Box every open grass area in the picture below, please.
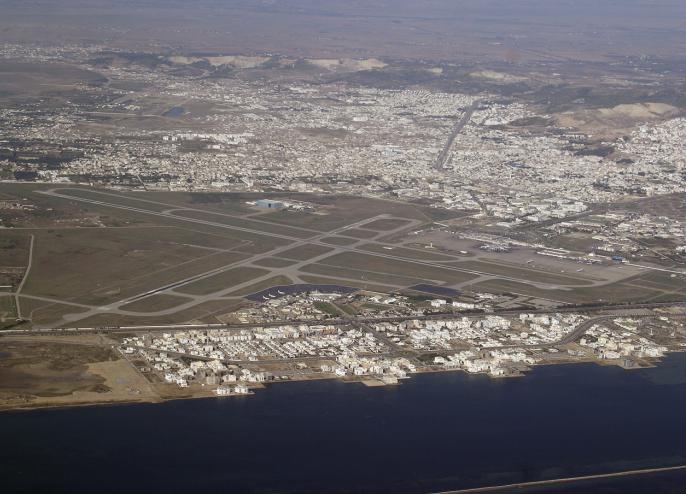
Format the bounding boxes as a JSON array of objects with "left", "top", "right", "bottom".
[
  {"left": 56, "top": 188, "right": 173, "bottom": 213},
  {"left": 0, "top": 295, "right": 18, "bottom": 329},
  {"left": 362, "top": 218, "right": 413, "bottom": 231},
  {"left": 319, "top": 252, "right": 479, "bottom": 285},
  {"left": 359, "top": 243, "right": 458, "bottom": 262},
  {"left": 0, "top": 187, "right": 473, "bottom": 328},
  {"left": 15, "top": 296, "right": 51, "bottom": 318},
  {"left": 6, "top": 185, "right": 674, "bottom": 329},
  {"left": 338, "top": 228, "right": 380, "bottom": 239},
  {"left": 119, "top": 293, "right": 193, "bottom": 313},
  {"left": 0, "top": 333, "right": 155, "bottom": 408},
  {"left": 149, "top": 191, "right": 279, "bottom": 215},
  {"left": 254, "top": 195, "right": 441, "bottom": 231},
  {"left": 189, "top": 299, "right": 247, "bottom": 323},
  {"left": 314, "top": 301, "right": 342, "bottom": 317},
  {"left": 8, "top": 186, "right": 162, "bottom": 228},
  {"left": 60, "top": 299, "right": 243, "bottom": 327},
  {"left": 59, "top": 190, "right": 294, "bottom": 251},
  {"left": 225, "top": 275, "right": 294, "bottom": 297},
  {"left": 300, "top": 263, "right": 433, "bottom": 287},
  {"left": 320, "top": 236, "right": 360, "bottom": 246},
  {"left": 547, "top": 233, "right": 610, "bottom": 253},
  {"left": 456, "top": 260, "right": 595, "bottom": 286},
  {"left": 278, "top": 244, "right": 333, "bottom": 261},
  {"left": 560, "top": 282, "right": 665, "bottom": 304},
  {"left": 0, "top": 232, "right": 31, "bottom": 267},
  {"left": 645, "top": 292, "right": 686, "bottom": 303},
  {"left": 628, "top": 271, "right": 686, "bottom": 290},
  {"left": 153, "top": 219, "right": 290, "bottom": 254},
  {"left": 615, "top": 192, "right": 686, "bottom": 221},
  {"left": 299, "top": 275, "right": 395, "bottom": 295},
  {"left": 468, "top": 279, "right": 663, "bottom": 304},
  {"left": 172, "top": 209, "right": 316, "bottom": 240},
  {"left": 335, "top": 303, "right": 358, "bottom": 316},
  {"left": 31, "top": 187, "right": 293, "bottom": 251},
  {"left": 0, "top": 295, "right": 16, "bottom": 314},
  {"left": 19, "top": 298, "right": 91, "bottom": 326},
  {"left": 251, "top": 257, "right": 298, "bottom": 268},
  {"left": 21, "top": 228, "right": 251, "bottom": 305},
  {"left": 114, "top": 299, "right": 246, "bottom": 324},
  {"left": 0, "top": 339, "right": 115, "bottom": 403},
  {"left": 174, "top": 267, "right": 269, "bottom": 296}
]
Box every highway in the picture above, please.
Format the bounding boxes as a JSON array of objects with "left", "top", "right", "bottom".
[
  {"left": 13, "top": 234, "right": 34, "bottom": 321},
  {"left": 434, "top": 101, "right": 479, "bottom": 170},
  {"left": 4, "top": 300, "right": 684, "bottom": 336}
]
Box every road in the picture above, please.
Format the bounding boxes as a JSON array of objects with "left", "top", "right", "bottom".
[
  {"left": 14, "top": 234, "right": 34, "bottom": 321},
  {"left": 4, "top": 301, "right": 684, "bottom": 336},
  {"left": 434, "top": 101, "right": 479, "bottom": 170}
]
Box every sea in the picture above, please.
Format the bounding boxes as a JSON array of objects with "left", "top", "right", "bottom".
[{"left": 2, "top": 353, "right": 686, "bottom": 494}]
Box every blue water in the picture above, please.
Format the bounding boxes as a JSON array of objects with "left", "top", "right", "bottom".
[
  {"left": 163, "top": 106, "right": 185, "bottom": 118},
  {"left": 2, "top": 354, "right": 686, "bottom": 494}
]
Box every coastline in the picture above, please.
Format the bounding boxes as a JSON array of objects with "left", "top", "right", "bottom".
[
  {"left": 2, "top": 349, "right": 683, "bottom": 413},
  {"left": 433, "top": 464, "right": 686, "bottom": 494},
  {"left": 3, "top": 352, "right": 686, "bottom": 494}
]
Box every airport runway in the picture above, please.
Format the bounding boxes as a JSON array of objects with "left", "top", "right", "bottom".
[{"left": 24, "top": 188, "right": 664, "bottom": 327}]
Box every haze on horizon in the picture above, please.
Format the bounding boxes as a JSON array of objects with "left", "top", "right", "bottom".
[{"left": 1, "top": 0, "right": 685, "bottom": 63}]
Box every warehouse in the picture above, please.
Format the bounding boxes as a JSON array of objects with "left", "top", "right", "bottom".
[{"left": 255, "top": 199, "right": 285, "bottom": 209}]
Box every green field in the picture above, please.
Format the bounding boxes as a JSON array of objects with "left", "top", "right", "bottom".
[
  {"left": 300, "top": 263, "right": 434, "bottom": 287},
  {"left": 359, "top": 243, "right": 457, "bottom": 262},
  {"left": 173, "top": 209, "right": 316, "bottom": 240},
  {"left": 0, "top": 233, "right": 31, "bottom": 267},
  {"left": 60, "top": 299, "right": 244, "bottom": 327},
  {"left": 20, "top": 228, "right": 250, "bottom": 305},
  {"left": 338, "top": 228, "right": 380, "bottom": 239},
  {"left": 57, "top": 187, "right": 174, "bottom": 213},
  {"left": 628, "top": 271, "right": 686, "bottom": 291},
  {"left": 20, "top": 299, "right": 90, "bottom": 326},
  {"left": 362, "top": 218, "right": 413, "bottom": 231},
  {"left": 455, "top": 260, "right": 595, "bottom": 286},
  {"left": 225, "top": 275, "right": 294, "bottom": 297},
  {"left": 468, "top": 279, "right": 663, "bottom": 304},
  {"left": 252, "top": 195, "right": 441, "bottom": 231},
  {"left": 174, "top": 267, "right": 269, "bottom": 296},
  {"left": 314, "top": 301, "right": 342, "bottom": 317},
  {"left": 318, "top": 252, "right": 480, "bottom": 285},
  {"left": 278, "top": 244, "right": 333, "bottom": 261},
  {"left": 251, "top": 257, "right": 298, "bottom": 268},
  {"left": 0, "top": 295, "right": 18, "bottom": 329},
  {"left": 299, "top": 275, "right": 396, "bottom": 295},
  {"left": 320, "top": 236, "right": 360, "bottom": 246},
  {"left": 120, "top": 293, "right": 193, "bottom": 313}
]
